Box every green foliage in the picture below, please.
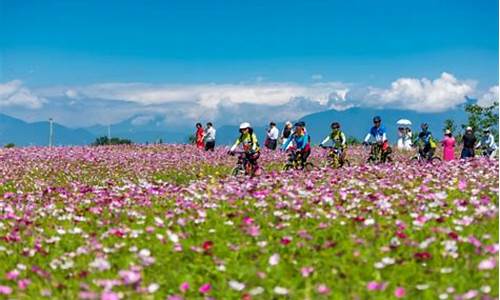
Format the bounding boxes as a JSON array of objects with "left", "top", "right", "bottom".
[
  {"left": 92, "top": 136, "right": 133, "bottom": 146},
  {"left": 462, "top": 102, "right": 499, "bottom": 138},
  {"left": 4, "top": 143, "right": 15, "bottom": 148},
  {"left": 346, "top": 135, "right": 361, "bottom": 145},
  {"left": 186, "top": 134, "right": 197, "bottom": 144},
  {"left": 443, "top": 119, "right": 457, "bottom": 135}
]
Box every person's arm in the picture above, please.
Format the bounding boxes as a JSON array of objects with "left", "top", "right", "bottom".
[
  {"left": 340, "top": 132, "right": 346, "bottom": 146},
  {"left": 475, "top": 139, "right": 482, "bottom": 149},
  {"left": 364, "top": 133, "right": 371, "bottom": 143},
  {"left": 320, "top": 135, "right": 330, "bottom": 146},
  {"left": 281, "top": 135, "right": 293, "bottom": 150},
  {"left": 230, "top": 137, "right": 240, "bottom": 152}
]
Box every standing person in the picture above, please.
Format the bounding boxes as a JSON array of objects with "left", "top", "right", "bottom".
[
  {"left": 476, "top": 128, "right": 498, "bottom": 158},
  {"left": 266, "top": 122, "right": 279, "bottom": 150},
  {"left": 204, "top": 122, "right": 216, "bottom": 151},
  {"left": 280, "top": 121, "right": 293, "bottom": 145},
  {"left": 441, "top": 129, "right": 455, "bottom": 161},
  {"left": 461, "top": 127, "right": 477, "bottom": 159},
  {"left": 195, "top": 123, "right": 205, "bottom": 149}
]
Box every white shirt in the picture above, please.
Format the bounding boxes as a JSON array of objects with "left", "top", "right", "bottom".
[
  {"left": 205, "top": 127, "right": 216, "bottom": 142},
  {"left": 267, "top": 127, "right": 279, "bottom": 140}
]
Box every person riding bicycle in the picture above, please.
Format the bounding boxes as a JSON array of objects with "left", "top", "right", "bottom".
[
  {"left": 320, "top": 121, "right": 347, "bottom": 163},
  {"left": 281, "top": 122, "right": 311, "bottom": 166},
  {"left": 229, "top": 122, "right": 261, "bottom": 171},
  {"left": 362, "top": 116, "right": 391, "bottom": 161},
  {"left": 476, "top": 128, "right": 498, "bottom": 158},
  {"left": 416, "top": 123, "right": 437, "bottom": 160}
]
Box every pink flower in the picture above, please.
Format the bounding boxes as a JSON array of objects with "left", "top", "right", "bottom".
[
  {"left": 280, "top": 236, "right": 292, "bottom": 245},
  {"left": 119, "top": 270, "right": 141, "bottom": 285},
  {"left": 269, "top": 253, "right": 280, "bottom": 266},
  {"left": 316, "top": 284, "right": 331, "bottom": 295},
  {"left": 0, "top": 286, "right": 12, "bottom": 295},
  {"left": 199, "top": 283, "right": 211, "bottom": 294},
  {"left": 367, "top": 281, "right": 387, "bottom": 291},
  {"left": 101, "top": 291, "right": 119, "bottom": 300},
  {"left": 245, "top": 225, "right": 260, "bottom": 237},
  {"left": 179, "top": 282, "right": 190, "bottom": 293},
  {"left": 478, "top": 257, "right": 496, "bottom": 270},
  {"left": 167, "top": 295, "right": 184, "bottom": 300},
  {"left": 18, "top": 279, "right": 31, "bottom": 290},
  {"left": 5, "top": 270, "right": 20, "bottom": 280},
  {"left": 300, "top": 266, "right": 314, "bottom": 278},
  {"left": 394, "top": 287, "right": 406, "bottom": 298}
]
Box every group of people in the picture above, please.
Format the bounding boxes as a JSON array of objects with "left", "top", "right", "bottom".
[
  {"left": 195, "top": 117, "right": 497, "bottom": 171},
  {"left": 195, "top": 122, "right": 216, "bottom": 151}
]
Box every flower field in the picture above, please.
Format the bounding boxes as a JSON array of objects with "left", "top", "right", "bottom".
[{"left": 0, "top": 145, "right": 498, "bottom": 299}]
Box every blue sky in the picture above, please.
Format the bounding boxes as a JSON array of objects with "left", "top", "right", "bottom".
[{"left": 0, "top": 0, "right": 498, "bottom": 126}]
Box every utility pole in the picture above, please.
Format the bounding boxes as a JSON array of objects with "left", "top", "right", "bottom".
[{"left": 48, "top": 118, "right": 54, "bottom": 147}]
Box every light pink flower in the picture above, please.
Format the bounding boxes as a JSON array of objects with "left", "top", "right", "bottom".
[
  {"left": 300, "top": 266, "right": 314, "bottom": 278},
  {"left": 0, "top": 286, "right": 12, "bottom": 295},
  {"left": 101, "top": 291, "right": 119, "bottom": 300},
  {"left": 316, "top": 284, "right": 331, "bottom": 295},
  {"left": 478, "top": 257, "right": 496, "bottom": 270}
]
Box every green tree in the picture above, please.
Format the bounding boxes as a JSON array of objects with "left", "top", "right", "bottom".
[
  {"left": 92, "top": 136, "right": 132, "bottom": 146},
  {"left": 443, "top": 119, "right": 457, "bottom": 135},
  {"left": 4, "top": 143, "right": 15, "bottom": 148},
  {"left": 186, "top": 134, "right": 196, "bottom": 144},
  {"left": 462, "top": 101, "right": 499, "bottom": 139},
  {"left": 346, "top": 136, "right": 361, "bottom": 145}
]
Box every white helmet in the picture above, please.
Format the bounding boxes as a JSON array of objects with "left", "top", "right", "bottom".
[{"left": 239, "top": 122, "right": 251, "bottom": 130}]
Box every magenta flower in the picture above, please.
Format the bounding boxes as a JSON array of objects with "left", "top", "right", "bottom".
[
  {"left": 478, "top": 257, "right": 497, "bottom": 270},
  {"left": 394, "top": 287, "right": 406, "bottom": 298},
  {"left": 199, "top": 283, "right": 211, "bottom": 294},
  {"left": 18, "top": 279, "right": 31, "bottom": 290},
  {"left": 316, "top": 284, "right": 331, "bottom": 295},
  {"left": 366, "top": 281, "right": 387, "bottom": 291},
  {"left": 179, "top": 282, "right": 190, "bottom": 293},
  {"left": 101, "top": 291, "right": 119, "bottom": 300}
]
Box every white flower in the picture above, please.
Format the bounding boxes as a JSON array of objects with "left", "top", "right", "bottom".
[
  {"left": 138, "top": 249, "right": 151, "bottom": 258},
  {"left": 374, "top": 262, "right": 385, "bottom": 269},
  {"left": 381, "top": 257, "right": 395, "bottom": 265},
  {"left": 167, "top": 231, "right": 179, "bottom": 243},
  {"left": 364, "top": 218, "right": 375, "bottom": 226},
  {"left": 481, "top": 285, "right": 491, "bottom": 294},
  {"left": 273, "top": 286, "right": 289, "bottom": 295},
  {"left": 416, "top": 284, "right": 429, "bottom": 290},
  {"left": 249, "top": 287, "right": 264, "bottom": 295},
  {"left": 89, "top": 257, "right": 111, "bottom": 271},
  {"left": 269, "top": 253, "right": 280, "bottom": 266},
  {"left": 147, "top": 283, "right": 160, "bottom": 293},
  {"left": 228, "top": 280, "right": 245, "bottom": 291},
  {"left": 439, "top": 293, "right": 448, "bottom": 299}
]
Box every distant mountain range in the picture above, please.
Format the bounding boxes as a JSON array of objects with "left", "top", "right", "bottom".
[{"left": 0, "top": 107, "right": 468, "bottom": 146}]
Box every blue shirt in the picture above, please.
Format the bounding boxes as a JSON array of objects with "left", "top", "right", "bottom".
[
  {"left": 364, "top": 125, "right": 387, "bottom": 142},
  {"left": 282, "top": 133, "right": 309, "bottom": 150}
]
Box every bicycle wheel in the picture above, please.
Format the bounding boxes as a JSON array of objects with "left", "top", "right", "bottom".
[
  {"left": 282, "top": 163, "right": 293, "bottom": 171},
  {"left": 430, "top": 157, "right": 442, "bottom": 164},
  {"left": 231, "top": 166, "right": 245, "bottom": 176}
]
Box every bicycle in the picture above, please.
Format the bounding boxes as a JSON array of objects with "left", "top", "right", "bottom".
[
  {"left": 365, "top": 141, "right": 392, "bottom": 164},
  {"left": 410, "top": 146, "right": 441, "bottom": 164},
  {"left": 320, "top": 145, "right": 350, "bottom": 168},
  {"left": 230, "top": 151, "right": 260, "bottom": 177},
  {"left": 282, "top": 149, "right": 315, "bottom": 171}
]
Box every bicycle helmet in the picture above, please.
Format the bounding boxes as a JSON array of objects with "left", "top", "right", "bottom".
[
  {"left": 294, "top": 122, "right": 303, "bottom": 127},
  {"left": 484, "top": 127, "right": 490, "bottom": 133},
  {"left": 373, "top": 116, "right": 381, "bottom": 123},
  {"left": 331, "top": 122, "right": 340, "bottom": 129},
  {"left": 421, "top": 123, "right": 428, "bottom": 130},
  {"left": 239, "top": 122, "right": 251, "bottom": 130}
]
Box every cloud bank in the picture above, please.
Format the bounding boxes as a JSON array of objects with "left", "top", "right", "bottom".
[{"left": 1, "top": 72, "right": 496, "bottom": 127}]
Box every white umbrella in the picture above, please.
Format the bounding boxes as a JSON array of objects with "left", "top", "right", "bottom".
[{"left": 396, "top": 119, "right": 412, "bottom": 126}]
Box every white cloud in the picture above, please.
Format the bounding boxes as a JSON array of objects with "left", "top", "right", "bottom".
[
  {"left": 477, "top": 85, "right": 499, "bottom": 107},
  {"left": 365, "top": 72, "right": 475, "bottom": 112},
  {"left": 0, "top": 80, "right": 45, "bottom": 109}
]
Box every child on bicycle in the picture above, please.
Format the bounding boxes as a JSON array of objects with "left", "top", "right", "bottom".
[
  {"left": 281, "top": 122, "right": 311, "bottom": 165},
  {"left": 476, "top": 128, "right": 498, "bottom": 158},
  {"left": 320, "top": 122, "right": 347, "bottom": 163},
  {"left": 229, "top": 122, "right": 261, "bottom": 170},
  {"left": 362, "top": 116, "right": 391, "bottom": 161}
]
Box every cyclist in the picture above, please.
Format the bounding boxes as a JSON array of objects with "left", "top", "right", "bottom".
[
  {"left": 476, "top": 128, "right": 498, "bottom": 158},
  {"left": 363, "top": 116, "right": 391, "bottom": 161},
  {"left": 320, "top": 121, "right": 347, "bottom": 163},
  {"left": 416, "top": 123, "right": 437, "bottom": 160},
  {"left": 281, "top": 122, "right": 311, "bottom": 166},
  {"left": 229, "top": 122, "right": 261, "bottom": 173}
]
